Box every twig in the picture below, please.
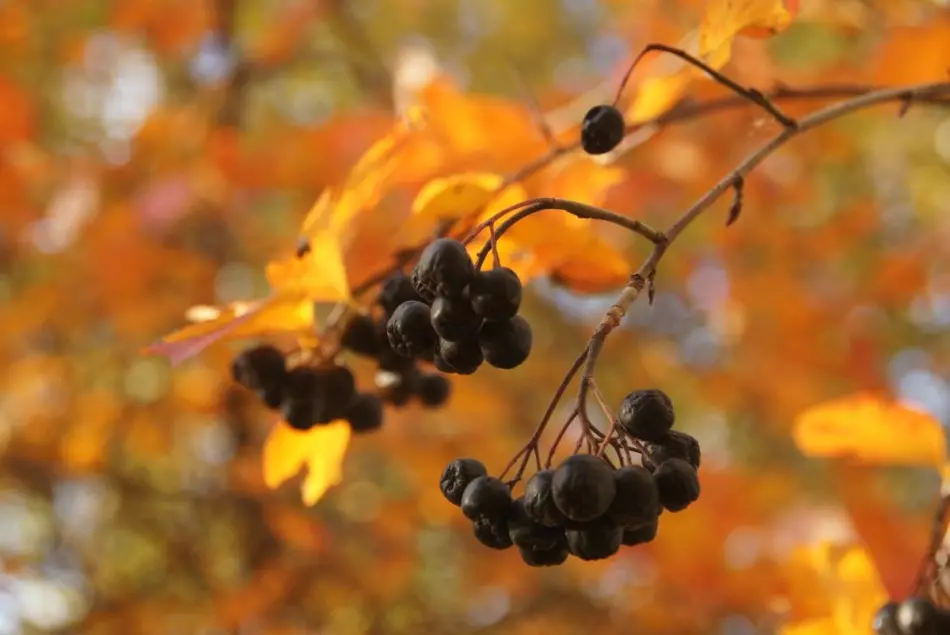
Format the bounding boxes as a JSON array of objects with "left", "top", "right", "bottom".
[
  {"left": 726, "top": 176, "right": 744, "bottom": 226},
  {"left": 914, "top": 489, "right": 950, "bottom": 596}
]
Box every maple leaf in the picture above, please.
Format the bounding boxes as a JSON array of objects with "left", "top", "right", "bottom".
[
  {"left": 792, "top": 392, "right": 947, "bottom": 468},
  {"left": 262, "top": 419, "right": 352, "bottom": 506}
]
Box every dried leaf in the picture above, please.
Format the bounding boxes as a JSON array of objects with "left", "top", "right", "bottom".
[
  {"left": 792, "top": 393, "right": 947, "bottom": 467},
  {"left": 263, "top": 419, "right": 352, "bottom": 506}
]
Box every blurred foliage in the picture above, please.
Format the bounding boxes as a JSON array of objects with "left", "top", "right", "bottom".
[{"left": 2, "top": 1, "right": 950, "bottom": 634}]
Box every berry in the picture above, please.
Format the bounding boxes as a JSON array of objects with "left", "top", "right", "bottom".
[
  {"left": 460, "top": 476, "right": 512, "bottom": 521},
  {"left": 643, "top": 430, "right": 701, "bottom": 470},
  {"left": 653, "top": 459, "right": 700, "bottom": 512},
  {"left": 565, "top": 518, "right": 622, "bottom": 561},
  {"left": 896, "top": 597, "right": 944, "bottom": 635},
  {"left": 872, "top": 601, "right": 901, "bottom": 635},
  {"left": 479, "top": 315, "right": 533, "bottom": 370},
  {"left": 508, "top": 497, "right": 563, "bottom": 550},
  {"left": 345, "top": 393, "right": 383, "bottom": 433},
  {"left": 523, "top": 469, "right": 566, "bottom": 527},
  {"left": 435, "top": 337, "right": 483, "bottom": 375},
  {"left": 378, "top": 273, "right": 424, "bottom": 315},
  {"left": 581, "top": 104, "right": 625, "bottom": 155},
  {"left": 386, "top": 300, "right": 437, "bottom": 358},
  {"left": 430, "top": 295, "right": 481, "bottom": 343},
  {"left": 380, "top": 374, "right": 416, "bottom": 407},
  {"left": 411, "top": 238, "right": 475, "bottom": 300},
  {"left": 280, "top": 366, "right": 357, "bottom": 430},
  {"left": 606, "top": 466, "right": 659, "bottom": 527},
  {"left": 618, "top": 389, "right": 675, "bottom": 442},
  {"left": 322, "top": 365, "right": 357, "bottom": 420},
  {"left": 519, "top": 537, "right": 569, "bottom": 567},
  {"left": 473, "top": 516, "right": 513, "bottom": 550},
  {"left": 551, "top": 454, "right": 617, "bottom": 522},
  {"left": 621, "top": 518, "right": 659, "bottom": 546},
  {"left": 340, "top": 314, "right": 380, "bottom": 357},
  {"left": 417, "top": 373, "right": 451, "bottom": 407},
  {"left": 469, "top": 267, "right": 522, "bottom": 321},
  {"left": 231, "top": 344, "right": 286, "bottom": 395},
  {"left": 440, "top": 458, "right": 488, "bottom": 506}
]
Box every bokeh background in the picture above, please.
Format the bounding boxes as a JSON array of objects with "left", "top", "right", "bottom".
[{"left": 2, "top": 1, "right": 950, "bottom": 633}]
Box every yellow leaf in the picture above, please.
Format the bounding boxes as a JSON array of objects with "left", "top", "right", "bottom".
[
  {"left": 700, "top": 0, "right": 794, "bottom": 70},
  {"left": 397, "top": 172, "right": 505, "bottom": 246},
  {"left": 792, "top": 393, "right": 947, "bottom": 467},
  {"left": 265, "top": 230, "right": 353, "bottom": 304},
  {"left": 263, "top": 419, "right": 352, "bottom": 506}
]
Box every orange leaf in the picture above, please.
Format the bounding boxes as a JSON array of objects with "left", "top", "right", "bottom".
[
  {"left": 266, "top": 229, "right": 352, "bottom": 305},
  {"left": 792, "top": 393, "right": 947, "bottom": 467},
  {"left": 262, "top": 419, "right": 352, "bottom": 506}
]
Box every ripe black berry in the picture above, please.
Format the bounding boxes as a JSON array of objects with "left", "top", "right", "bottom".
[
  {"left": 653, "top": 459, "right": 700, "bottom": 512},
  {"left": 460, "top": 476, "right": 512, "bottom": 521},
  {"left": 435, "top": 337, "right": 483, "bottom": 375},
  {"left": 508, "top": 497, "right": 563, "bottom": 550},
  {"left": 411, "top": 238, "right": 475, "bottom": 300},
  {"left": 231, "top": 344, "right": 287, "bottom": 406},
  {"left": 440, "top": 458, "right": 488, "bottom": 506},
  {"left": 606, "top": 466, "right": 659, "bottom": 527},
  {"left": 519, "top": 537, "right": 569, "bottom": 567},
  {"left": 618, "top": 389, "right": 675, "bottom": 442},
  {"left": 380, "top": 373, "right": 416, "bottom": 407},
  {"left": 581, "top": 104, "right": 625, "bottom": 155},
  {"left": 643, "top": 430, "right": 701, "bottom": 470},
  {"left": 896, "top": 597, "right": 945, "bottom": 635},
  {"left": 469, "top": 267, "right": 522, "bottom": 321},
  {"left": 345, "top": 393, "right": 383, "bottom": 433},
  {"left": 523, "top": 469, "right": 566, "bottom": 527},
  {"left": 430, "top": 295, "right": 481, "bottom": 343},
  {"left": 386, "top": 300, "right": 437, "bottom": 358},
  {"left": 621, "top": 518, "right": 658, "bottom": 546},
  {"left": 479, "top": 315, "right": 533, "bottom": 370},
  {"left": 340, "top": 314, "right": 380, "bottom": 357},
  {"left": 566, "top": 518, "right": 622, "bottom": 561},
  {"left": 417, "top": 373, "right": 451, "bottom": 407},
  {"left": 872, "top": 601, "right": 901, "bottom": 635},
  {"left": 473, "top": 515, "right": 513, "bottom": 550},
  {"left": 378, "top": 272, "right": 424, "bottom": 315},
  {"left": 552, "top": 454, "right": 617, "bottom": 522},
  {"left": 280, "top": 366, "right": 357, "bottom": 430},
  {"left": 322, "top": 365, "right": 357, "bottom": 420}
]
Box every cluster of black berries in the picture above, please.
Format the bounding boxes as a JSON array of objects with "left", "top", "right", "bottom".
[
  {"left": 230, "top": 344, "right": 384, "bottom": 433},
  {"left": 439, "top": 388, "right": 701, "bottom": 565},
  {"left": 875, "top": 596, "right": 950, "bottom": 635},
  {"left": 581, "top": 104, "right": 625, "bottom": 155},
  {"left": 374, "top": 237, "right": 532, "bottom": 376}
]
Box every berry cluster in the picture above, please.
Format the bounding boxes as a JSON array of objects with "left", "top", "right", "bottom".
[
  {"left": 439, "top": 389, "right": 701, "bottom": 565},
  {"left": 381, "top": 238, "right": 532, "bottom": 375},
  {"left": 875, "top": 597, "right": 950, "bottom": 635}
]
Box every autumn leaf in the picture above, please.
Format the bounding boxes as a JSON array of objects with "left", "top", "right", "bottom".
[
  {"left": 262, "top": 419, "right": 352, "bottom": 506},
  {"left": 792, "top": 393, "right": 947, "bottom": 467},
  {"left": 265, "top": 230, "right": 353, "bottom": 305}
]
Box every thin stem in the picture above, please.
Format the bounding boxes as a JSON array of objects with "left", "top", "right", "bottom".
[
  {"left": 544, "top": 408, "right": 578, "bottom": 468},
  {"left": 913, "top": 491, "right": 950, "bottom": 595}
]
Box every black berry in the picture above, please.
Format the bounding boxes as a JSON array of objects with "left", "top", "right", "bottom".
[
  {"left": 551, "top": 454, "right": 617, "bottom": 522},
  {"left": 430, "top": 295, "right": 481, "bottom": 343},
  {"left": 508, "top": 497, "right": 563, "bottom": 550},
  {"left": 519, "top": 537, "right": 569, "bottom": 567},
  {"left": 435, "top": 337, "right": 483, "bottom": 375},
  {"left": 896, "top": 597, "right": 944, "bottom": 635},
  {"left": 469, "top": 267, "right": 522, "bottom": 321},
  {"left": 340, "top": 314, "right": 380, "bottom": 357},
  {"left": 345, "top": 393, "right": 383, "bottom": 433},
  {"left": 565, "top": 518, "right": 622, "bottom": 561},
  {"left": 231, "top": 344, "right": 286, "bottom": 395},
  {"left": 411, "top": 238, "right": 475, "bottom": 300},
  {"left": 872, "top": 601, "right": 901, "bottom": 635},
  {"left": 380, "top": 372, "right": 416, "bottom": 407},
  {"left": 473, "top": 515, "right": 513, "bottom": 550},
  {"left": 621, "top": 518, "right": 659, "bottom": 546},
  {"left": 460, "top": 476, "right": 512, "bottom": 521},
  {"left": 440, "top": 458, "right": 488, "bottom": 506},
  {"left": 378, "top": 272, "right": 424, "bottom": 315},
  {"left": 653, "top": 458, "right": 700, "bottom": 512},
  {"left": 607, "top": 465, "right": 659, "bottom": 527},
  {"left": 618, "top": 389, "right": 675, "bottom": 442},
  {"left": 523, "top": 469, "right": 566, "bottom": 527},
  {"left": 417, "top": 373, "right": 451, "bottom": 407},
  {"left": 643, "top": 430, "right": 701, "bottom": 469},
  {"left": 479, "top": 315, "right": 533, "bottom": 370},
  {"left": 581, "top": 104, "right": 625, "bottom": 155},
  {"left": 386, "top": 300, "right": 437, "bottom": 358},
  {"left": 280, "top": 368, "right": 326, "bottom": 430},
  {"left": 322, "top": 365, "right": 357, "bottom": 420}
]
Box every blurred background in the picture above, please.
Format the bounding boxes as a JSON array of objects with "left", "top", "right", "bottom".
[{"left": 2, "top": 0, "right": 950, "bottom": 633}]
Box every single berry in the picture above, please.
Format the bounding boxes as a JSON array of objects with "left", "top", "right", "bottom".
[
  {"left": 508, "top": 497, "right": 564, "bottom": 550},
  {"left": 377, "top": 340, "right": 416, "bottom": 373},
  {"left": 378, "top": 272, "right": 425, "bottom": 315},
  {"left": 607, "top": 466, "right": 660, "bottom": 527},
  {"left": 411, "top": 238, "right": 475, "bottom": 300},
  {"left": 380, "top": 372, "right": 417, "bottom": 407},
  {"left": 565, "top": 517, "right": 623, "bottom": 561},
  {"left": 386, "top": 300, "right": 437, "bottom": 358},
  {"left": 872, "top": 601, "right": 901, "bottom": 635},
  {"left": 345, "top": 393, "right": 384, "bottom": 433},
  {"left": 643, "top": 430, "right": 701, "bottom": 470},
  {"left": 581, "top": 104, "right": 625, "bottom": 155},
  {"left": 279, "top": 368, "right": 327, "bottom": 431},
  {"left": 340, "top": 314, "right": 380, "bottom": 357},
  {"left": 460, "top": 476, "right": 512, "bottom": 521},
  {"left": 322, "top": 365, "right": 357, "bottom": 420},
  {"left": 479, "top": 315, "right": 533, "bottom": 370},
  {"left": 231, "top": 344, "right": 286, "bottom": 393},
  {"left": 417, "top": 373, "right": 451, "bottom": 407},
  {"left": 469, "top": 267, "right": 522, "bottom": 321},
  {"left": 523, "top": 469, "right": 567, "bottom": 527},
  {"left": 551, "top": 454, "right": 617, "bottom": 522},
  {"left": 258, "top": 384, "right": 284, "bottom": 410},
  {"left": 435, "top": 337, "right": 483, "bottom": 375},
  {"left": 473, "top": 515, "right": 513, "bottom": 550},
  {"left": 897, "top": 597, "right": 942, "bottom": 635},
  {"left": 621, "top": 518, "right": 659, "bottom": 546},
  {"left": 653, "top": 458, "right": 700, "bottom": 512},
  {"left": 519, "top": 537, "right": 569, "bottom": 567},
  {"left": 618, "top": 389, "right": 675, "bottom": 442},
  {"left": 440, "top": 458, "right": 488, "bottom": 506},
  {"left": 430, "top": 295, "right": 481, "bottom": 343}
]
